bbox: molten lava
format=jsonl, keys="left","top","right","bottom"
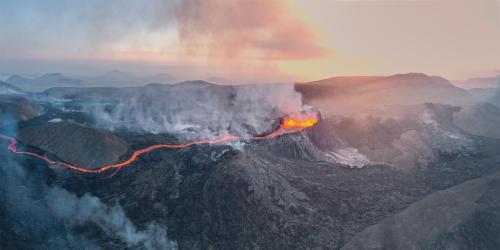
{"left": 282, "top": 116, "right": 318, "bottom": 129}
{"left": 0, "top": 115, "right": 319, "bottom": 175}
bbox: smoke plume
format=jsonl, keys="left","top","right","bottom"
{"left": 84, "top": 83, "right": 307, "bottom": 139}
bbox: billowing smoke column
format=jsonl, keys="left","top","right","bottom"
{"left": 82, "top": 83, "right": 310, "bottom": 140}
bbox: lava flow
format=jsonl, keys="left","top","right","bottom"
{"left": 0, "top": 115, "right": 318, "bottom": 175}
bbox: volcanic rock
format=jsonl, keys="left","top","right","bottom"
{"left": 0, "top": 94, "right": 42, "bottom": 123}
{"left": 0, "top": 81, "right": 24, "bottom": 95}
{"left": 342, "top": 171, "right": 500, "bottom": 249}
{"left": 5, "top": 76, "right": 500, "bottom": 249}
{"left": 316, "top": 103, "right": 475, "bottom": 169}
{"left": 18, "top": 121, "right": 128, "bottom": 169}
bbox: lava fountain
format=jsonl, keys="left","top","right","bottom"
{"left": 282, "top": 116, "right": 319, "bottom": 129}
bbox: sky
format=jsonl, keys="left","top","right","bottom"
{"left": 0, "top": 0, "right": 498, "bottom": 82}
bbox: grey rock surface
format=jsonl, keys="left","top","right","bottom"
{"left": 18, "top": 121, "right": 128, "bottom": 169}
{"left": 342, "top": 171, "right": 500, "bottom": 250}
{"left": 0, "top": 94, "right": 42, "bottom": 122}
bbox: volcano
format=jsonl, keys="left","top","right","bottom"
{"left": 4, "top": 114, "right": 318, "bottom": 174}
{"left": 2, "top": 75, "right": 500, "bottom": 249}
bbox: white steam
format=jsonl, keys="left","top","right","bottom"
{"left": 84, "top": 82, "right": 305, "bottom": 139}
{"left": 46, "top": 187, "right": 177, "bottom": 250}
{"left": 0, "top": 155, "right": 177, "bottom": 249}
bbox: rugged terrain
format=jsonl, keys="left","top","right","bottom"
{"left": 1, "top": 73, "right": 500, "bottom": 249}
{"left": 18, "top": 121, "right": 128, "bottom": 169}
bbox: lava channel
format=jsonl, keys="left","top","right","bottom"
{"left": 0, "top": 115, "right": 318, "bottom": 175}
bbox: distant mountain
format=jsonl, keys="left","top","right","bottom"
{"left": 205, "top": 76, "right": 231, "bottom": 84}
{"left": 0, "top": 81, "right": 24, "bottom": 95}
{"left": 99, "top": 70, "right": 133, "bottom": 79}
{"left": 296, "top": 73, "right": 476, "bottom": 115}
{"left": 468, "top": 87, "right": 497, "bottom": 102}
{"left": 6, "top": 73, "right": 85, "bottom": 91}
{"left": 0, "top": 95, "right": 43, "bottom": 123}
{"left": 468, "top": 85, "right": 500, "bottom": 108}
{"left": 5, "top": 75, "right": 31, "bottom": 85}
{"left": 4, "top": 71, "right": 179, "bottom": 91}
{"left": 38, "top": 73, "right": 65, "bottom": 82}
{"left": 453, "top": 102, "right": 500, "bottom": 139}
{"left": 38, "top": 73, "right": 83, "bottom": 85}
{"left": 83, "top": 71, "right": 175, "bottom": 87}
{"left": 143, "top": 73, "right": 174, "bottom": 84}
{"left": 455, "top": 75, "right": 500, "bottom": 89}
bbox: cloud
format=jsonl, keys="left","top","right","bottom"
{"left": 1, "top": 0, "right": 323, "bottom": 61}
{"left": 176, "top": 0, "right": 326, "bottom": 60}
{"left": 80, "top": 0, "right": 178, "bottom": 50}
{"left": 0, "top": 0, "right": 325, "bottom": 80}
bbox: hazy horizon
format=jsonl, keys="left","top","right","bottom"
{"left": 1, "top": 0, "right": 498, "bottom": 83}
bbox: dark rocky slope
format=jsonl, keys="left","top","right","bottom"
{"left": 0, "top": 94, "right": 42, "bottom": 123}
{"left": 58, "top": 125, "right": 500, "bottom": 249}
{"left": 0, "top": 81, "right": 24, "bottom": 95}
{"left": 18, "top": 121, "right": 128, "bottom": 169}
{"left": 342, "top": 170, "right": 500, "bottom": 250}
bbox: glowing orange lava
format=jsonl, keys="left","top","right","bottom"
{"left": 0, "top": 115, "right": 318, "bottom": 175}
{"left": 282, "top": 116, "right": 318, "bottom": 129}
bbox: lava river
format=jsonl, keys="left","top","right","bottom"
{"left": 0, "top": 115, "right": 318, "bottom": 175}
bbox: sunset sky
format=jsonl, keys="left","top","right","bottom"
{"left": 0, "top": 0, "right": 498, "bottom": 82}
